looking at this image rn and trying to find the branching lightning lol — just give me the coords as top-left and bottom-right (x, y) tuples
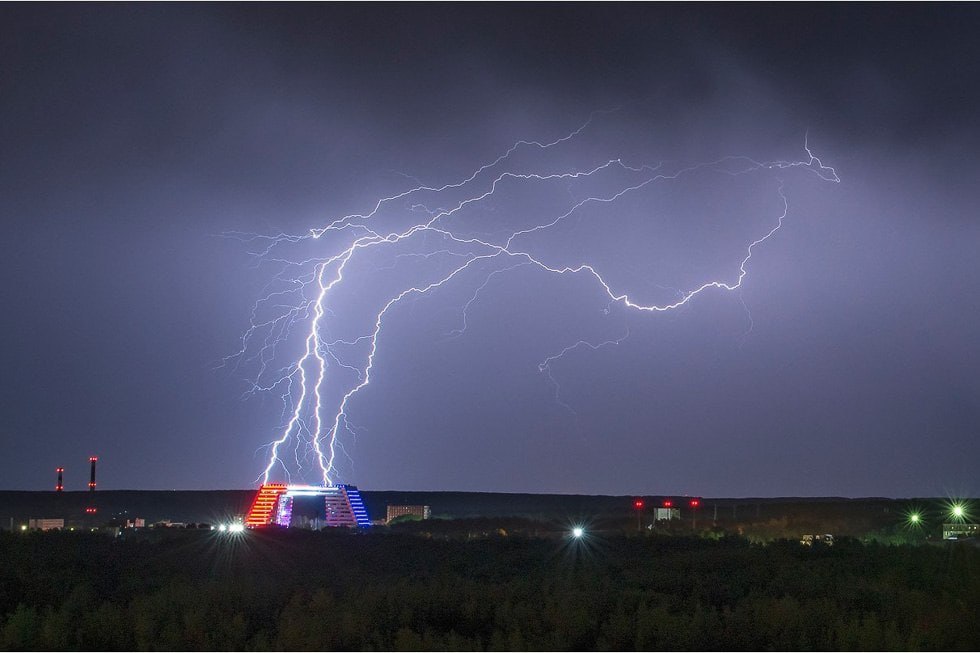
(538, 327), (631, 415)
(225, 116), (839, 486)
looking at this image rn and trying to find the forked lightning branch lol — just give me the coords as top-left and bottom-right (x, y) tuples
(226, 116), (839, 494)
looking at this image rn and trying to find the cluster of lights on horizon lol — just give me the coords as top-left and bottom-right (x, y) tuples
(227, 113), (841, 487)
(903, 500), (971, 529)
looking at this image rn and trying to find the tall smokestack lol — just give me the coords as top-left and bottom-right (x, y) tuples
(56, 467), (63, 492)
(88, 457), (97, 491)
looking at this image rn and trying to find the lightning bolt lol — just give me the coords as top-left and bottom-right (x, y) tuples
(538, 327), (632, 416)
(227, 116), (839, 486)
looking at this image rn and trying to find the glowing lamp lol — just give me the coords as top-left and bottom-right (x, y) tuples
(572, 526), (584, 538)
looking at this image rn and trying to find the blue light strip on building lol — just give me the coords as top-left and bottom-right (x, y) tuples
(340, 485), (372, 527)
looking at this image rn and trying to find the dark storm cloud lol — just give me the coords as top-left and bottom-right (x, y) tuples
(0, 5), (977, 495)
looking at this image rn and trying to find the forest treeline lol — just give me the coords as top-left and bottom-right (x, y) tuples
(1, 526), (978, 651)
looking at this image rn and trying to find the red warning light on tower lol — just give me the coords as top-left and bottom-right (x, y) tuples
(55, 467), (64, 492)
(88, 456), (97, 491)
(663, 499), (673, 508)
(85, 507), (97, 514)
(689, 498), (701, 508)
(633, 499), (645, 510)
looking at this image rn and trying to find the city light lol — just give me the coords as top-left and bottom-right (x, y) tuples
(572, 526), (584, 539)
(902, 505), (927, 530)
(940, 500), (971, 524)
(228, 523), (245, 533)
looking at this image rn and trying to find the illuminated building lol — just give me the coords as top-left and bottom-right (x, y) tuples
(942, 523), (979, 540)
(28, 518), (64, 531)
(800, 534), (835, 546)
(385, 505), (431, 523)
(655, 507), (679, 521)
(245, 484), (371, 528)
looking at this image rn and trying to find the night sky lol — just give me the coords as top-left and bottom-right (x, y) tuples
(1, 5), (978, 496)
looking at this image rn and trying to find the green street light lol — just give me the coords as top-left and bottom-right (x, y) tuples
(904, 508), (925, 530)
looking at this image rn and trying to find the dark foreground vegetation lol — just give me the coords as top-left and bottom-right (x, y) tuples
(1, 524), (978, 651)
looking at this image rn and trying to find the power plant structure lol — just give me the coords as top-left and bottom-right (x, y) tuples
(245, 484), (371, 529)
(55, 467), (63, 492)
(88, 456), (97, 491)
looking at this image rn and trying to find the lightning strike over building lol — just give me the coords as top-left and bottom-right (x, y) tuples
(228, 115), (839, 488)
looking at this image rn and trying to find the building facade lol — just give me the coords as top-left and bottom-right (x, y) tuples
(386, 505), (431, 523)
(942, 523), (979, 540)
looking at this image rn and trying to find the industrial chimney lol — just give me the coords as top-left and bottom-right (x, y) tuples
(88, 457), (97, 491)
(56, 467), (64, 492)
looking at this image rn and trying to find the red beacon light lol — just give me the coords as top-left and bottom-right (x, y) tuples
(663, 499), (673, 508)
(632, 498), (646, 532)
(689, 498), (701, 508)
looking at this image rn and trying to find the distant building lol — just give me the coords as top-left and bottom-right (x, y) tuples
(801, 534), (835, 546)
(123, 518), (145, 528)
(386, 505), (431, 523)
(654, 507), (679, 521)
(943, 523), (979, 540)
(28, 518), (64, 531)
